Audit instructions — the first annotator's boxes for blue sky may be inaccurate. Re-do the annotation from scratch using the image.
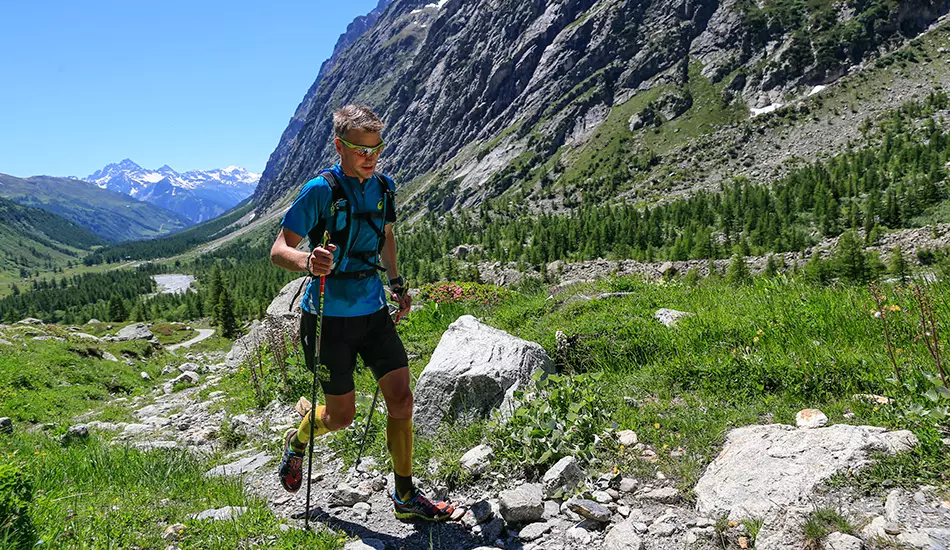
[0,0,379,178]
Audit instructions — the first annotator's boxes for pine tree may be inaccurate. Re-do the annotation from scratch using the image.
[726,254,752,286]
[206,265,224,325]
[804,249,829,284]
[130,301,147,322]
[108,295,127,322]
[10,284,19,296]
[887,247,910,283]
[216,287,238,339]
[833,230,869,283]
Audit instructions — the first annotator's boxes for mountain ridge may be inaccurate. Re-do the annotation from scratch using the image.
[84,159,259,224]
[0,172,191,243]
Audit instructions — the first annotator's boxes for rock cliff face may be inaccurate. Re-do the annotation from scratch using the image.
[254,0,950,216]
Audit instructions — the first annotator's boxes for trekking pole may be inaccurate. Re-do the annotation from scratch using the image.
[303,235,329,530]
[355,385,381,472]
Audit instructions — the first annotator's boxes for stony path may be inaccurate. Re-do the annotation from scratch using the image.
[167,329,215,352]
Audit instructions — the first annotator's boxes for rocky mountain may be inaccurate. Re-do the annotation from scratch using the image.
[85,159,260,224]
[252,0,950,220]
[0,172,190,243]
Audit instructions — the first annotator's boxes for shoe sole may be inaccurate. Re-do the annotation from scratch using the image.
[393,510,453,522]
[279,429,303,493]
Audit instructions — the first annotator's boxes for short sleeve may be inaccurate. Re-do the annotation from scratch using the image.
[280,176,332,243]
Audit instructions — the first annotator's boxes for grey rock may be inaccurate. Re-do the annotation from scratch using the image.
[205,452,273,477]
[884,489,903,523]
[460,444,494,475]
[329,483,372,507]
[519,521,552,541]
[605,520,645,550]
[191,506,247,521]
[140,371,151,381]
[654,309,693,327]
[0,417,11,434]
[566,526,592,545]
[178,362,201,373]
[619,477,638,493]
[64,424,89,440]
[641,487,679,504]
[17,318,44,325]
[592,490,613,503]
[499,483,543,523]
[87,421,121,432]
[171,371,199,385]
[884,521,901,536]
[102,351,119,362]
[0,339,11,346]
[109,323,159,344]
[756,507,810,550]
[648,522,676,536]
[469,499,494,524]
[862,516,890,539]
[567,498,612,522]
[618,429,639,446]
[796,408,829,428]
[542,500,560,520]
[344,539,384,550]
[413,316,555,434]
[694,423,917,519]
[542,455,584,498]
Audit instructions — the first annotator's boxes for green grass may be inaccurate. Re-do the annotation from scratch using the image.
[802,506,857,547]
[0,328,166,425]
[151,322,199,346]
[1,432,343,549]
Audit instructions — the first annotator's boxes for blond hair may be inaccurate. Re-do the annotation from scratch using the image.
[333,104,384,138]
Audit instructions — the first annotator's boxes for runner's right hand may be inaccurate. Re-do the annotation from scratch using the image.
[305,244,337,276]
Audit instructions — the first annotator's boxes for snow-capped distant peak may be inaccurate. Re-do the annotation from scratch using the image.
[78,160,260,224]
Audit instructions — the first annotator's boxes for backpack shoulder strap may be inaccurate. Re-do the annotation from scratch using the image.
[307,170,342,247]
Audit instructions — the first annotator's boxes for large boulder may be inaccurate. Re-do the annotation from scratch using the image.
[107,324,159,345]
[694,423,917,520]
[267,277,308,321]
[412,315,555,435]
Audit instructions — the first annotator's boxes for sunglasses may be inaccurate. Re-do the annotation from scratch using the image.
[337,136,386,157]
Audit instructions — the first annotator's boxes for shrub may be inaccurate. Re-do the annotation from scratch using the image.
[418,281,511,305]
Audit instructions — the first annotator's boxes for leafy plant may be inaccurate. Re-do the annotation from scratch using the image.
[489,370,614,479]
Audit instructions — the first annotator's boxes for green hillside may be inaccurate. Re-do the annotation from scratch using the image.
[0,197,104,283]
[0,173,190,243]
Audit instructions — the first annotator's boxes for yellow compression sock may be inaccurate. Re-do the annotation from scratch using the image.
[387,415,414,498]
[295,405,329,449]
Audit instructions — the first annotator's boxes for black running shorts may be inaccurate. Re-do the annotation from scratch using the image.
[299,306,409,396]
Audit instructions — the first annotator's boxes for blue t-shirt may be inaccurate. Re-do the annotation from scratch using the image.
[280,164,396,317]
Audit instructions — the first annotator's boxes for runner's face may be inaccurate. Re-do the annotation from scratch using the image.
[336,129,382,181]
